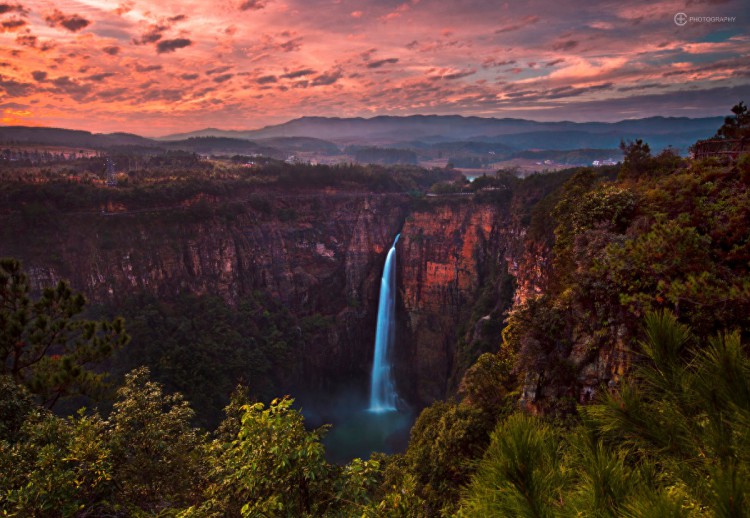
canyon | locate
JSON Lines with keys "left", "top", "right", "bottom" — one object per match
{"left": 0, "top": 183, "right": 577, "bottom": 411}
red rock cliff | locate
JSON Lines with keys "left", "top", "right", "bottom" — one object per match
{"left": 396, "top": 199, "right": 515, "bottom": 404}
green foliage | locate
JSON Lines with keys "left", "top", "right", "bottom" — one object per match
{"left": 618, "top": 138, "right": 652, "bottom": 179}
{"left": 372, "top": 468, "right": 426, "bottom": 517}
{"left": 0, "top": 375, "right": 35, "bottom": 442}
{"left": 587, "top": 311, "right": 750, "bottom": 516}
{"left": 470, "top": 171, "right": 519, "bottom": 191}
{"left": 269, "top": 162, "right": 455, "bottom": 192}
{"left": 108, "top": 292, "right": 300, "bottom": 428}
{"left": 460, "top": 413, "right": 563, "bottom": 518}
{"left": 0, "top": 367, "right": 208, "bottom": 516}
{"left": 561, "top": 423, "right": 654, "bottom": 517}
{"left": 597, "top": 219, "right": 709, "bottom": 307}
{"left": 0, "top": 258, "right": 129, "bottom": 407}
{"left": 619, "top": 140, "right": 688, "bottom": 180}
{"left": 458, "top": 351, "right": 516, "bottom": 416}
{"left": 503, "top": 296, "right": 577, "bottom": 405}
{"left": 376, "top": 302, "right": 521, "bottom": 516}
{"left": 1, "top": 368, "right": 390, "bottom": 518}
{"left": 185, "top": 399, "right": 331, "bottom": 516}
{"left": 462, "top": 312, "right": 750, "bottom": 517}
{"left": 429, "top": 180, "right": 467, "bottom": 194}
{"left": 568, "top": 184, "right": 636, "bottom": 236}
{"left": 507, "top": 127, "right": 750, "bottom": 414}
{"left": 550, "top": 169, "right": 602, "bottom": 281}
{"left": 395, "top": 400, "right": 497, "bottom": 515}
{"left": 108, "top": 367, "right": 208, "bottom": 513}
{"left": 0, "top": 410, "right": 115, "bottom": 517}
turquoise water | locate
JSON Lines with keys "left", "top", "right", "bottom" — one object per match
{"left": 297, "top": 387, "right": 415, "bottom": 464}
{"left": 323, "top": 407, "right": 414, "bottom": 464}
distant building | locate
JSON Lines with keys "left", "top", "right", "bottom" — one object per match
{"left": 106, "top": 158, "right": 117, "bottom": 186}
{"left": 593, "top": 158, "right": 618, "bottom": 167}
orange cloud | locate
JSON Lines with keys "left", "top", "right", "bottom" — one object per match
{"left": 0, "top": 0, "right": 744, "bottom": 134}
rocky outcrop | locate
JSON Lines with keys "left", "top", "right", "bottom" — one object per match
{"left": 506, "top": 231, "right": 549, "bottom": 306}
{"left": 396, "top": 199, "right": 513, "bottom": 404}
{"left": 509, "top": 229, "right": 634, "bottom": 414}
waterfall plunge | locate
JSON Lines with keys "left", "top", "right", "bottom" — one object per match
{"left": 368, "top": 234, "right": 400, "bottom": 412}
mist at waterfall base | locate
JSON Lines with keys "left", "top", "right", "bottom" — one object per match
{"left": 297, "top": 235, "right": 414, "bottom": 464}
{"left": 298, "top": 386, "right": 414, "bottom": 464}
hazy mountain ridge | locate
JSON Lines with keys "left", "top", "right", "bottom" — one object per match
{"left": 1, "top": 114, "right": 723, "bottom": 156}
{"left": 159, "top": 114, "right": 722, "bottom": 151}
{"left": 0, "top": 126, "right": 158, "bottom": 149}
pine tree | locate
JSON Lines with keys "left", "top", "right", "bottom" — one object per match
{"left": 0, "top": 258, "right": 129, "bottom": 407}
{"left": 715, "top": 101, "right": 750, "bottom": 140}
{"left": 587, "top": 311, "right": 750, "bottom": 516}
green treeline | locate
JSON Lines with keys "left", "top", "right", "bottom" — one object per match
{"left": 0, "top": 159, "right": 456, "bottom": 213}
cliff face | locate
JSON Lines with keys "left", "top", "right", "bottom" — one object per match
{"left": 4, "top": 184, "right": 618, "bottom": 411}
{"left": 1, "top": 191, "right": 409, "bottom": 390}
{"left": 396, "top": 200, "right": 512, "bottom": 404}
{"left": 506, "top": 231, "right": 549, "bottom": 307}
{"left": 508, "top": 229, "right": 633, "bottom": 414}
{"left": 3, "top": 187, "right": 528, "bottom": 406}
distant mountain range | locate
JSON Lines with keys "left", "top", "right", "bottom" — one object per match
{"left": 0, "top": 114, "right": 724, "bottom": 157}
{"left": 0, "top": 127, "right": 340, "bottom": 158}
{"left": 159, "top": 115, "right": 723, "bottom": 151}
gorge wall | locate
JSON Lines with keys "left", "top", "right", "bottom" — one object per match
{"left": 0, "top": 186, "right": 553, "bottom": 409}
{"left": 396, "top": 200, "right": 510, "bottom": 404}
{"left": 1, "top": 191, "right": 407, "bottom": 392}
{"left": 5, "top": 185, "right": 600, "bottom": 412}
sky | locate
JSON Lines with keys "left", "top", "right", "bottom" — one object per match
{"left": 0, "top": 0, "right": 748, "bottom": 136}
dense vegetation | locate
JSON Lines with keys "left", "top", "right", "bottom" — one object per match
{"left": 1, "top": 105, "right": 749, "bottom": 516}
{"left": 98, "top": 293, "right": 305, "bottom": 429}
{"left": 0, "top": 157, "right": 458, "bottom": 216}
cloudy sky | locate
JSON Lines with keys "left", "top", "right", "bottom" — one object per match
{"left": 0, "top": 0, "right": 748, "bottom": 135}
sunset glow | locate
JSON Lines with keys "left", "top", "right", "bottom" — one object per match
{"left": 0, "top": 0, "right": 747, "bottom": 135}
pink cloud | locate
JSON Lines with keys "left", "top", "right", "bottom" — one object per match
{"left": 0, "top": 0, "right": 744, "bottom": 134}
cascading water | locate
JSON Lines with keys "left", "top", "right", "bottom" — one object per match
{"left": 368, "top": 234, "right": 400, "bottom": 412}
{"left": 317, "top": 233, "right": 414, "bottom": 461}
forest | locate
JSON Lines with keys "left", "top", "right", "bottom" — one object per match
{"left": 1, "top": 103, "right": 749, "bottom": 516}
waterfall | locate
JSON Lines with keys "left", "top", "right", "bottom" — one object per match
{"left": 368, "top": 234, "right": 400, "bottom": 412}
